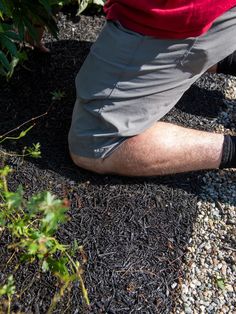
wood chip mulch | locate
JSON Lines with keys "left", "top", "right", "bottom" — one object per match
{"left": 0, "top": 12, "right": 233, "bottom": 314}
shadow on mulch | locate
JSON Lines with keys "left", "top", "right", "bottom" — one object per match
{"left": 0, "top": 32, "right": 233, "bottom": 313}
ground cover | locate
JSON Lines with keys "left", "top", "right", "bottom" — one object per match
{"left": 0, "top": 11, "right": 235, "bottom": 314}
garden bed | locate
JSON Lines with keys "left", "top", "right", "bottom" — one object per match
{"left": 0, "top": 12, "right": 235, "bottom": 313}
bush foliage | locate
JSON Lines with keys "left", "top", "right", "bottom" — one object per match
{"left": 0, "top": 165, "right": 89, "bottom": 312}
{"left": 0, "top": 0, "right": 73, "bottom": 78}
{"left": 0, "top": 0, "right": 105, "bottom": 79}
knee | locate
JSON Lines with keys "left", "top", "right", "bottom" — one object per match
{"left": 70, "top": 152, "right": 109, "bottom": 175}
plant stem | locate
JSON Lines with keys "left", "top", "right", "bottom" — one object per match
{"left": 0, "top": 125, "right": 35, "bottom": 144}
{"left": 0, "top": 150, "right": 34, "bottom": 158}
{"left": 7, "top": 296, "right": 11, "bottom": 314}
{"left": 47, "top": 282, "right": 68, "bottom": 314}
{"left": 2, "top": 176, "right": 8, "bottom": 193}
{"left": 0, "top": 103, "right": 54, "bottom": 139}
{"left": 65, "top": 252, "right": 90, "bottom": 306}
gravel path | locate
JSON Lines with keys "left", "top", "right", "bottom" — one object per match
{"left": 174, "top": 75, "right": 236, "bottom": 314}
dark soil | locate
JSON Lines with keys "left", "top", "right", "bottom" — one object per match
{"left": 0, "top": 12, "right": 231, "bottom": 314}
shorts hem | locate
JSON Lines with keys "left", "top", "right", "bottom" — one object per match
{"left": 68, "top": 136, "right": 129, "bottom": 159}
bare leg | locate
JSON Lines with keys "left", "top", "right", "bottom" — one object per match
{"left": 70, "top": 122, "right": 224, "bottom": 176}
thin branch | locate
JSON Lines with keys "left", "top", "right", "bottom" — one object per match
{"left": 0, "top": 103, "right": 54, "bottom": 139}
{"left": 0, "top": 150, "right": 33, "bottom": 158}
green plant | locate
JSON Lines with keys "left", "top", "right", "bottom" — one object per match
{"left": 0, "top": 0, "right": 106, "bottom": 78}
{"left": 0, "top": 275, "right": 16, "bottom": 314}
{"left": 0, "top": 124, "right": 41, "bottom": 159}
{"left": 51, "top": 89, "right": 65, "bottom": 101}
{"left": 0, "top": 20, "right": 27, "bottom": 79}
{"left": 0, "top": 0, "right": 71, "bottom": 79}
{"left": 0, "top": 166, "right": 89, "bottom": 312}
{"left": 77, "top": 0, "right": 105, "bottom": 14}
{"left": 215, "top": 276, "right": 226, "bottom": 290}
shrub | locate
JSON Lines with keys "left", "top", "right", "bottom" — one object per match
{"left": 0, "top": 0, "right": 70, "bottom": 79}
{"left": 0, "top": 0, "right": 106, "bottom": 79}
{"left": 0, "top": 165, "right": 89, "bottom": 312}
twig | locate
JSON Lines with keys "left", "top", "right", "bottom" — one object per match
{"left": 0, "top": 103, "right": 54, "bottom": 139}
{"left": 0, "top": 124, "right": 35, "bottom": 144}
{"left": 65, "top": 252, "right": 90, "bottom": 306}
{"left": 0, "top": 150, "right": 34, "bottom": 158}
{"left": 47, "top": 282, "right": 69, "bottom": 314}
{"left": 6, "top": 252, "right": 16, "bottom": 268}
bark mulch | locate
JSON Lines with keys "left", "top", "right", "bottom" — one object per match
{"left": 0, "top": 12, "right": 231, "bottom": 314}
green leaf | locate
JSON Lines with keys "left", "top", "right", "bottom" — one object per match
{"left": 11, "top": 219, "right": 29, "bottom": 237}
{"left": 0, "top": 50, "right": 10, "bottom": 70}
{"left": 0, "top": 0, "right": 12, "bottom": 16}
{"left": 39, "top": 0, "right": 52, "bottom": 14}
{"left": 16, "top": 21, "right": 25, "bottom": 42}
{"left": 5, "top": 185, "right": 23, "bottom": 209}
{"left": 78, "top": 0, "right": 92, "bottom": 14}
{"left": 26, "top": 143, "right": 41, "bottom": 158}
{"left": 28, "top": 242, "right": 39, "bottom": 255}
{"left": 20, "top": 253, "right": 35, "bottom": 263}
{"left": 93, "top": 0, "right": 105, "bottom": 5}
{"left": 0, "top": 23, "right": 11, "bottom": 32}
{"left": 0, "top": 165, "right": 12, "bottom": 177}
{"left": 51, "top": 90, "right": 65, "bottom": 101}
{"left": 4, "top": 30, "right": 20, "bottom": 41}
{"left": 0, "top": 275, "right": 15, "bottom": 297}
{"left": 18, "top": 125, "right": 34, "bottom": 139}
{"left": 7, "top": 56, "right": 20, "bottom": 80}
{"left": 17, "top": 50, "right": 28, "bottom": 63}
{"left": 0, "top": 212, "right": 6, "bottom": 226}
{"left": 0, "top": 34, "right": 18, "bottom": 56}
{"left": 71, "top": 239, "right": 79, "bottom": 256}
{"left": 42, "top": 260, "right": 49, "bottom": 272}
{"left": 46, "top": 257, "right": 70, "bottom": 279}
{"left": 216, "top": 277, "right": 225, "bottom": 290}
{"left": 77, "top": 0, "right": 104, "bottom": 13}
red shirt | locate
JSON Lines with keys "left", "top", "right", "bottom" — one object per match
{"left": 104, "top": 0, "right": 236, "bottom": 39}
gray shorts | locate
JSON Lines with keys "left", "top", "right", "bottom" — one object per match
{"left": 69, "top": 8, "right": 236, "bottom": 159}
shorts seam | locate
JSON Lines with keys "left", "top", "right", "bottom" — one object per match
{"left": 176, "top": 37, "right": 199, "bottom": 67}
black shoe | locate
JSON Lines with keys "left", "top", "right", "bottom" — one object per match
{"left": 218, "top": 51, "right": 236, "bottom": 76}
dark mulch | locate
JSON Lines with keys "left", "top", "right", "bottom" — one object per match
{"left": 0, "top": 12, "right": 229, "bottom": 314}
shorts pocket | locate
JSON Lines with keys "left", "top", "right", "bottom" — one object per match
{"left": 75, "top": 21, "right": 144, "bottom": 101}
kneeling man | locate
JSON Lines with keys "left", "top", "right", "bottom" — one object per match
{"left": 69, "top": 0, "right": 236, "bottom": 176}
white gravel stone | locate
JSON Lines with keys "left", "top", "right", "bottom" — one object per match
{"left": 171, "top": 282, "right": 178, "bottom": 289}
{"left": 174, "top": 74, "right": 236, "bottom": 314}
